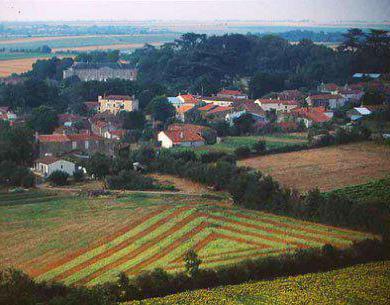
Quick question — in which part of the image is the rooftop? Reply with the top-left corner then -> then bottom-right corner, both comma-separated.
163,129 -> 204,143
35,156 -> 61,165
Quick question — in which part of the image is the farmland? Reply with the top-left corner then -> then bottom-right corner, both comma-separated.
0,189 -> 373,286
173,133 -> 308,155
126,260 -> 390,305
239,142 -> 390,192
0,33 -> 179,52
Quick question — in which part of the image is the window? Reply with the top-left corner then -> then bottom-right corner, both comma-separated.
72,141 -> 77,149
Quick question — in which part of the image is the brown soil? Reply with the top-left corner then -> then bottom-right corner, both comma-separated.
0,57 -> 50,77
239,142 -> 390,192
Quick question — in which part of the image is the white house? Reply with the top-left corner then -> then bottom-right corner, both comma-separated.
34,156 -> 76,177
201,97 -> 235,107
255,99 -> 299,113
216,89 -> 248,99
306,94 -> 347,109
167,96 -> 184,109
158,130 -> 205,149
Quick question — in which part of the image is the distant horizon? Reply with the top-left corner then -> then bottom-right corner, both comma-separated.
1,1 -> 390,23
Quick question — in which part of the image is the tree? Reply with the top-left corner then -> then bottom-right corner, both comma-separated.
47,170 -> 69,186
252,140 -> 266,153
0,122 -> 34,166
120,110 -> 146,130
339,28 -> 364,51
40,45 -> 52,54
86,153 -> 111,179
361,90 -> 386,106
233,113 -> 255,135
73,169 -> 84,182
146,96 -> 175,123
249,72 -> 286,98
28,105 -> 58,133
184,249 -> 202,277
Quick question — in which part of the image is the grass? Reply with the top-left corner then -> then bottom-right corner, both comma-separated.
0,190 -> 373,286
172,134 -> 308,155
124,261 -> 390,305
325,177 -> 390,203
0,52 -> 57,61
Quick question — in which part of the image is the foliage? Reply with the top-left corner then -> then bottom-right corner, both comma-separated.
27,105 -> 58,133
0,161 -> 35,188
47,170 -> 69,186
73,169 -> 84,182
184,250 -> 202,277
145,96 -> 175,123
361,89 -> 386,106
86,153 -> 111,179
234,146 -> 251,158
120,111 -> 146,130
252,140 -> 266,153
75,50 -> 120,63
105,170 -> 167,190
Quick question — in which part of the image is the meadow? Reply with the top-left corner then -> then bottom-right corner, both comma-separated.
173,133 -> 308,155
125,261 -> 390,305
239,142 -> 390,192
0,189 -> 373,286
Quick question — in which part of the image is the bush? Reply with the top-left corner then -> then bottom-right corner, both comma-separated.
0,161 -> 35,188
105,170 -> 158,190
47,170 -> 69,186
252,140 -> 266,153
234,146 -> 251,158
73,169 -> 84,182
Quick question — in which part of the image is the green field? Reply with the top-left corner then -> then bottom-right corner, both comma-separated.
173,134 -> 308,155
125,261 -> 390,305
326,177 -> 390,203
0,52 -> 60,61
0,34 -> 179,50
0,189 -> 372,286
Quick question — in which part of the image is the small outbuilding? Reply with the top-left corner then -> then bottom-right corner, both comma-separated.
34,156 -> 76,177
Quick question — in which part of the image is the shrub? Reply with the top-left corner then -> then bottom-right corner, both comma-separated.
47,170 -> 69,186
73,169 -> 84,182
252,140 -> 266,153
105,170 -> 158,190
234,146 -> 251,158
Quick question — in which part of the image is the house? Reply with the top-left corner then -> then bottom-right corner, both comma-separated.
167,97 -> 184,109
176,104 -> 194,122
98,95 -> 139,115
158,124 -> 208,148
216,89 -> 248,99
34,156 -> 76,177
255,99 -> 299,113
177,94 -> 200,106
0,107 -> 17,124
346,107 -> 372,121
37,133 -> 108,157
57,114 -> 84,127
63,62 -> 137,81
277,90 -> 303,101
292,107 -> 333,128
226,101 -> 268,126
353,73 -> 381,79
201,97 -> 237,107
206,106 -> 233,117
338,89 -> 364,102
317,83 -> 339,94
306,94 -> 347,109
104,129 -> 126,140
198,103 -> 218,113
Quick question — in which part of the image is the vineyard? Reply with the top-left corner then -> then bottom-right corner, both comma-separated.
27,202 -> 371,286
125,261 -> 390,305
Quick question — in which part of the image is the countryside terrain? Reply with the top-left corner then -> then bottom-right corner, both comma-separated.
125,260 -> 390,305
239,142 -> 390,192
0,188 -> 373,286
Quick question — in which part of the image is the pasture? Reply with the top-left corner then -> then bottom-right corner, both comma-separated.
0,189 -> 373,286
126,261 -> 390,305
173,133 -> 308,155
239,142 -> 390,192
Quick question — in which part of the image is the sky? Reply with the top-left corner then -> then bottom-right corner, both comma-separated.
0,0 -> 390,22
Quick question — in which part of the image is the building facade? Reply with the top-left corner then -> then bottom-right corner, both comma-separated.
98,95 -> 139,115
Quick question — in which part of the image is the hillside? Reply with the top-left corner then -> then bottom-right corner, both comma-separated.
125,261 -> 390,305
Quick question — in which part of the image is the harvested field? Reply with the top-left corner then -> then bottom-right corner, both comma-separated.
0,57 -> 51,77
0,190 -> 372,286
239,142 -> 390,192
52,42 -> 164,52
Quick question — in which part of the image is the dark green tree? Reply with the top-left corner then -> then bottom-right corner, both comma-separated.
28,105 -> 58,133
86,153 -> 111,179
184,249 -> 202,277
146,96 -> 175,123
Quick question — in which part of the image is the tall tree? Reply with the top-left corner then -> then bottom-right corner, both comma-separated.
146,96 -> 175,123
27,105 -> 58,133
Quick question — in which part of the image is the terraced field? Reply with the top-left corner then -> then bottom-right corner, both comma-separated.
0,190 -> 374,286
125,261 -> 390,305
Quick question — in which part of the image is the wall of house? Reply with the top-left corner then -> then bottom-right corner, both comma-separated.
47,160 -> 75,176
158,132 -> 173,148
64,67 -> 137,81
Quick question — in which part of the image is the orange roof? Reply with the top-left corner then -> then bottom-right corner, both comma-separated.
164,130 -> 204,143
306,111 -> 331,123
323,83 -> 339,91
177,104 -> 194,114
198,103 -> 218,111
35,156 -> 61,165
67,134 -> 103,141
110,129 -> 126,136
207,106 -> 233,114
38,134 -> 69,143
178,94 -> 199,104
167,123 -> 208,133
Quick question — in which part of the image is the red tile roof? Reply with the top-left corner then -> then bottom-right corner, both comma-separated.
207,106 -> 233,114
58,113 -> 83,123
167,123 -> 208,133
306,111 -> 331,123
256,99 -> 298,106
218,89 -> 245,96
323,83 -> 339,91
67,134 -> 103,141
177,104 -> 194,114
308,94 -> 344,100
198,103 -> 218,111
164,130 -> 204,143
109,129 -> 126,136
178,94 -> 199,104
38,134 -> 70,143
35,156 -> 62,165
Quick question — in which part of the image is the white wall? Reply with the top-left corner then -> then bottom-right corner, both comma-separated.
47,160 -> 76,176
158,132 -> 173,148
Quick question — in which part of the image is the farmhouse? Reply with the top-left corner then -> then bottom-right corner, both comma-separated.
306,94 -> 347,109
177,94 -> 200,106
167,96 -> 184,109
158,124 -> 210,148
176,104 -> 194,121
34,156 -> 76,177
292,107 -> 333,127
255,99 -> 299,113
98,95 -> 139,115
63,62 -> 137,82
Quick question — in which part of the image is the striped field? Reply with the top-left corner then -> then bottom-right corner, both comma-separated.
26,201 -> 373,286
